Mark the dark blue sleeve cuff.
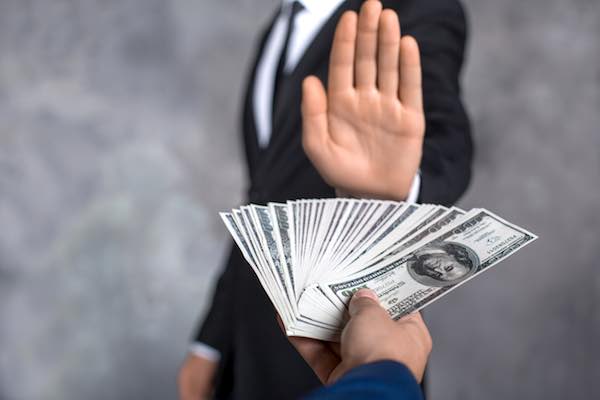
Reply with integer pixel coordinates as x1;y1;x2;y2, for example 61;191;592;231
304;360;423;400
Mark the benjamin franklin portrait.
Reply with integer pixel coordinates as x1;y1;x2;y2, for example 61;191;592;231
407;242;479;287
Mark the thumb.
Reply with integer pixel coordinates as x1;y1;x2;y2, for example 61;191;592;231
348;289;383;317
301;76;330;164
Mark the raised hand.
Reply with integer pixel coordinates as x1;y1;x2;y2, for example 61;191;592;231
302;0;425;201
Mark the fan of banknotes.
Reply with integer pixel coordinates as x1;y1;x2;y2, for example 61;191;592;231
220;199;537;341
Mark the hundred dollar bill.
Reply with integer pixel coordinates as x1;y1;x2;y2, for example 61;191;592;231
225;209;294;324
239;206;292;320
311;199;353;273
219;212;257;269
358;207;466;270
335;204;443;274
269;203;296;298
311;200;345;271
321;209;538;320
337;203;427;271
252;205;293;304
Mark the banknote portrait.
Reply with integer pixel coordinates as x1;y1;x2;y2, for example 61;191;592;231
407;242;479;287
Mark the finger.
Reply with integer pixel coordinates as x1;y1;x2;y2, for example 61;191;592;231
355;0;382;89
288;336;341;384
399;36;423;112
397;312;432;350
302;76;331;164
276;314;285;333
328;11;357;93
377;9;401;96
328;342;341;357
348;288;382;317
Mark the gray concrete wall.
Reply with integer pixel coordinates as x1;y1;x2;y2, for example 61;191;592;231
0;0;598;399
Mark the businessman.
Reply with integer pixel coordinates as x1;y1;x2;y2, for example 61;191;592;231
179;0;472;398
291;289;431;400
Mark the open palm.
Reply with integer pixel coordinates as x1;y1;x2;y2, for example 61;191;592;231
302;0;425;200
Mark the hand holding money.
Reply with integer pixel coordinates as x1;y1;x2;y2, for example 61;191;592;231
221;199;537;341
302;0;425;201
288;289;432;384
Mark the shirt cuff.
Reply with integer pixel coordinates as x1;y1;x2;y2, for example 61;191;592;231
405;173;421;203
189;342;221;363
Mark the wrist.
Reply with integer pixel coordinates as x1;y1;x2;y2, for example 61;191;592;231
384;174;417;202
389;163;422;202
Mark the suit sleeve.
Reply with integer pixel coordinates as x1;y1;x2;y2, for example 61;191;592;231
303;361;423;400
191;245;238;356
401;0;474;206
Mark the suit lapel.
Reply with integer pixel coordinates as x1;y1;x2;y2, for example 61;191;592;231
260;0;360;173
243;9;281;178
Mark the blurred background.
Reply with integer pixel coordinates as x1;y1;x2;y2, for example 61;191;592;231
0;0;598;399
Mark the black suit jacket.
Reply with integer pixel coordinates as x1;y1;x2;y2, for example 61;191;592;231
195;1;473;399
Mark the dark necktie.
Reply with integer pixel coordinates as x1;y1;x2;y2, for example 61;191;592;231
272;1;304;114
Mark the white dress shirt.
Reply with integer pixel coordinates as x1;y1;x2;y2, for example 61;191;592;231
253;0;346;148
191;0;420;362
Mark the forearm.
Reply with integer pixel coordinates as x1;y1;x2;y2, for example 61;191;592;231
179;246;239;400
178;353;218;400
